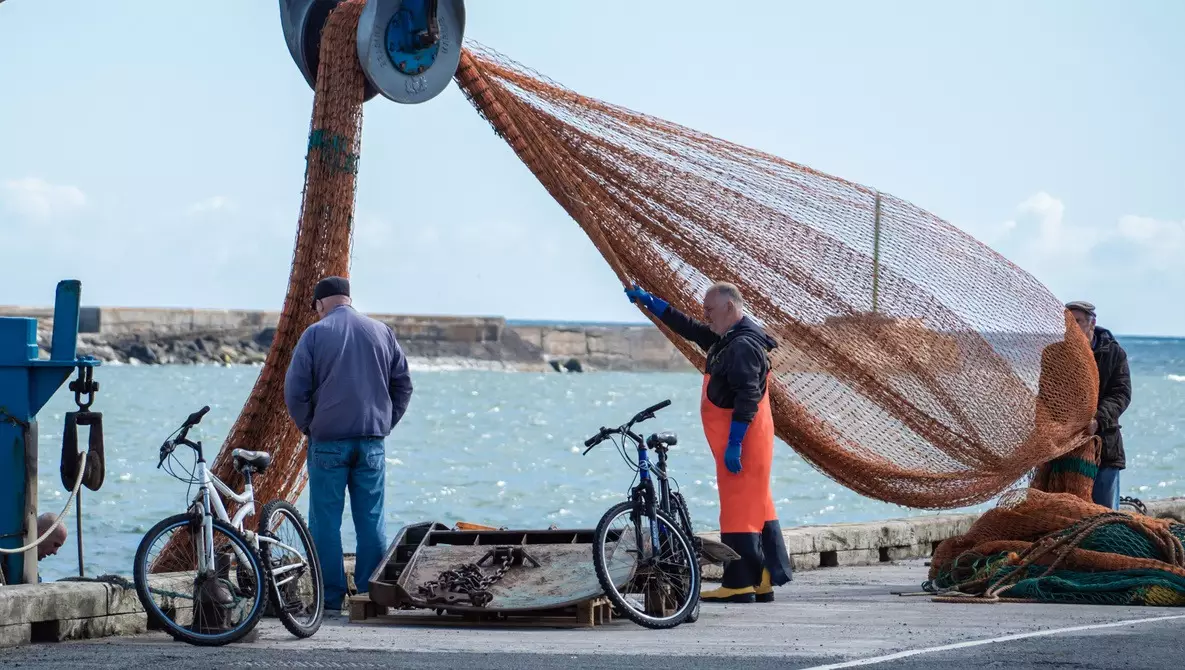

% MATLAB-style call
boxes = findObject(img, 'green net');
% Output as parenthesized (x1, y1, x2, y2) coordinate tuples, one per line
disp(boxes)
(929, 516, 1185, 606)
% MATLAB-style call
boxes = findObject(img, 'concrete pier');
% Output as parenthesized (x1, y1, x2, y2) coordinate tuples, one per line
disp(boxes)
(3, 496, 1183, 656)
(4, 559, 1185, 669)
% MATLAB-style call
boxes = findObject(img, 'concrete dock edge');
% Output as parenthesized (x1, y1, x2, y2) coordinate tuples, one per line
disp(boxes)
(3, 496, 1182, 648)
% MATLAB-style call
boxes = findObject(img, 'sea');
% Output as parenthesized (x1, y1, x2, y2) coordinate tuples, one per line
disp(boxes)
(32, 335, 1185, 582)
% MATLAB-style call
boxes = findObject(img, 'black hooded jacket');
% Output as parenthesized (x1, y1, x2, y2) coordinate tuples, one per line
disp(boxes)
(659, 307, 778, 424)
(1092, 326, 1132, 470)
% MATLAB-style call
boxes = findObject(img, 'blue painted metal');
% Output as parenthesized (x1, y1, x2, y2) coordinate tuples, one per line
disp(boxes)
(0, 280, 100, 584)
(384, 0, 440, 75)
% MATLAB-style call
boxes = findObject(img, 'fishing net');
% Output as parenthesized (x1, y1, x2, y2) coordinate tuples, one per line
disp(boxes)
(152, 0, 366, 568)
(451, 43, 1098, 509)
(926, 488, 1185, 606)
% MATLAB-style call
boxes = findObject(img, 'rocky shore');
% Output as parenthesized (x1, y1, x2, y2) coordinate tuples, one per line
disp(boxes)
(20, 307, 693, 372)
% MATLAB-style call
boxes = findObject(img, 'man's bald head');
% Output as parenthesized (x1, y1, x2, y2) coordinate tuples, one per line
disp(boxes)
(37, 513, 67, 560)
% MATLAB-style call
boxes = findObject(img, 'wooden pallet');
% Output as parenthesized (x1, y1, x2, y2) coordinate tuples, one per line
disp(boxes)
(347, 594, 616, 628)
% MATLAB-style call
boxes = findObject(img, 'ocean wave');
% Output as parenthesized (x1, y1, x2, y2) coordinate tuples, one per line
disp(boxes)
(1168, 374, 1185, 382)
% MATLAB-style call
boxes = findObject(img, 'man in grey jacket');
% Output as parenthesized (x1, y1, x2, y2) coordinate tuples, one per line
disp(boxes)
(284, 276, 413, 611)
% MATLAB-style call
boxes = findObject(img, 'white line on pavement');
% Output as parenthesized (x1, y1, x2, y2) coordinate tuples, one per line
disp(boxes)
(799, 613, 1185, 669)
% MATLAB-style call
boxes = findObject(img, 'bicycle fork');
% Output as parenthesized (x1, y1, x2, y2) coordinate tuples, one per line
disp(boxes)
(637, 454, 664, 558)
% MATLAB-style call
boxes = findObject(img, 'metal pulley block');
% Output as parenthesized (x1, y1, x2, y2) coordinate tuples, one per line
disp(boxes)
(279, 0, 466, 105)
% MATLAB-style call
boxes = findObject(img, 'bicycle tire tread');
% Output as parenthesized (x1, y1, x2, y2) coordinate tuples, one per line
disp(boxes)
(132, 513, 268, 647)
(258, 499, 324, 639)
(591, 500, 700, 630)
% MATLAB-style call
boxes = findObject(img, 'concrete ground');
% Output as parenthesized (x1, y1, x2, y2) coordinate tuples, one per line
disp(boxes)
(3, 559, 1183, 669)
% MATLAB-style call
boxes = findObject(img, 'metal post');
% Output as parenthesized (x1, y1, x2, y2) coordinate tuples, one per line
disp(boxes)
(871, 192, 883, 314)
(22, 421, 38, 585)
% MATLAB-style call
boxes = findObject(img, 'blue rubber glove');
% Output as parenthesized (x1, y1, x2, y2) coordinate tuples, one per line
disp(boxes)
(624, 285, 669, 317)
(725, 421, 748, 474)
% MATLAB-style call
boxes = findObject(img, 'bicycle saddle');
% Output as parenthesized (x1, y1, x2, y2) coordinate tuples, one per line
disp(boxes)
(646, 432, 678, 449)
(232, 449, 272, 474)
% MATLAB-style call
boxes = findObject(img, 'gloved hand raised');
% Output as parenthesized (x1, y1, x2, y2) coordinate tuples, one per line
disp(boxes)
(624, 285, 669, 317)
(725, 421, 747, 474)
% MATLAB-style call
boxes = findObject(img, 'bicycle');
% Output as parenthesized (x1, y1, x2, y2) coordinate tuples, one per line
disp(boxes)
(582, 399, 702, 629)
(131, 406, 324, 646)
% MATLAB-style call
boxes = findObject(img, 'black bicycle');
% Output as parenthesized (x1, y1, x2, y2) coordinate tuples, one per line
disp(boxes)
(583, 399, 702, 629)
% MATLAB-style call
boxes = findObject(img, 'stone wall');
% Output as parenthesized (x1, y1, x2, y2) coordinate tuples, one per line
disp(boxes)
(1, 305, 693, 371)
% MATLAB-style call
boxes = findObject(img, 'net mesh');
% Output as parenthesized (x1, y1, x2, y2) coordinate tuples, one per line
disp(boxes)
(451, 43, 1098, 509)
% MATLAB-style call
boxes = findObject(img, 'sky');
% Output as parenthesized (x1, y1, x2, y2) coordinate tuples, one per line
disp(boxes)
(1, 1, 1182, 336)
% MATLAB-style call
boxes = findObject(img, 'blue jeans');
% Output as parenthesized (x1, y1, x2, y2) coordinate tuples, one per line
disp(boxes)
(306, 437, 388, 610)
(1092, 466, 1121, 510)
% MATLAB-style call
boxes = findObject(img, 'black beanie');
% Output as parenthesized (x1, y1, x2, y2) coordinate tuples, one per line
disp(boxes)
(313, 276, 350, 308)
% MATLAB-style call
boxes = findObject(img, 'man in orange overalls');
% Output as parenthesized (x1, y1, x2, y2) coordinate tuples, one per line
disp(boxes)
(625, 282, 792, 603)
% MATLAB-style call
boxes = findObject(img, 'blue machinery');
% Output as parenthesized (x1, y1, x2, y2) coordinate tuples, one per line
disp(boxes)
(279, 0, 466, 104)
(0, 280, 102, 585)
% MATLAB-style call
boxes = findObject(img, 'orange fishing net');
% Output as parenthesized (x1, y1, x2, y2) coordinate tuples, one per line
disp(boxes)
(452, 43, 1098, 509)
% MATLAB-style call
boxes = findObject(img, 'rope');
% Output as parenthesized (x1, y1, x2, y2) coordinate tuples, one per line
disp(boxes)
(59, 574, 136, 590)
(0, 452, 85, 555)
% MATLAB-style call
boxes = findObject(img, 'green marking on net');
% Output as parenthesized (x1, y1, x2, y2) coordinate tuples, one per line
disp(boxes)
(1047, 456, 1099, 480)
(307, 128, 360, 175)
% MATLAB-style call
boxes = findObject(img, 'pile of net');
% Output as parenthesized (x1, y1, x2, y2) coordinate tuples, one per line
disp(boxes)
(925, 487, 1185, 606)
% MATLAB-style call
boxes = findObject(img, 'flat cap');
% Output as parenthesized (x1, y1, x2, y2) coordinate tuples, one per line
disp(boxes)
(1064, 300, 1096, 316)
(313, 276, 350, 308)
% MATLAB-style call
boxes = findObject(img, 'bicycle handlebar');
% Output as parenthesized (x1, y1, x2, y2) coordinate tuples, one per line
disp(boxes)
(630, 399, 671, 424)
(185, 406, 210, 428)
(158, 406, 212, 468)
(582, 399, 671, 454)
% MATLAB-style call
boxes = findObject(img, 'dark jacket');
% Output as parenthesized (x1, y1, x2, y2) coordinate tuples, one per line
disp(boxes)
(283, 305, 413, 442)
(659, 308, 777, 424)
(1092, 326, 1131, 470)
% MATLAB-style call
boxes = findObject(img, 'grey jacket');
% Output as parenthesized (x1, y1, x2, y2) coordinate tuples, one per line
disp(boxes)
(283, 305, 413, 442)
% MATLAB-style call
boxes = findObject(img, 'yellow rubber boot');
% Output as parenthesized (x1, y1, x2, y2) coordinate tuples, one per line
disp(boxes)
(700, 585, 756, 603)
(755, 568, 774, 602)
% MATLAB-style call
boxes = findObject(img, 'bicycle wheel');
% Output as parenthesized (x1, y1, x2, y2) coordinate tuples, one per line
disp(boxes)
(669, 492, 701, 623)
(258, 499, 324, 638)
(133, 513, 267, 646)
(592, 500, 700, 629)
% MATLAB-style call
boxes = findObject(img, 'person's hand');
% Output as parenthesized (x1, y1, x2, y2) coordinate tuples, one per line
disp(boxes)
(725, 421, 748, 474)
(624, 284, 669, 316)
(724, 440, 743, 474)
(1088, 418, 1098, 435)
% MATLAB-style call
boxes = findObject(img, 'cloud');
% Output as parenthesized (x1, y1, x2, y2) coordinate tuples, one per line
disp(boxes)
(1115, 214, 1185, 271)
(979, 192, 1184, 314)
(185, 195, 235, 216)
(996, 191, 1107, 265)
(0, 177, 86, 220)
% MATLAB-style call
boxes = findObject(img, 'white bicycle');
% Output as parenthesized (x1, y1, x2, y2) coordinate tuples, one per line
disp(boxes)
(132, 406, 324, 646)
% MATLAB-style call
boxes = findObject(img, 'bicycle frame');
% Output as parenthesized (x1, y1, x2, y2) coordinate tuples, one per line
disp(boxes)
(189, 455, 305, 587)
(626, 431, 684, 558)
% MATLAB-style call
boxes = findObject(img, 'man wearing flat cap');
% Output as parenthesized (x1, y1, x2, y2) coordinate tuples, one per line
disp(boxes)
(284, 276, 414, 612)
(1065, 300, 1131, 509)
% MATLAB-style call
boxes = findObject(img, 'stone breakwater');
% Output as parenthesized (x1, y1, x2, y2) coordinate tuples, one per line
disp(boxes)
(3, 306, 693, 372)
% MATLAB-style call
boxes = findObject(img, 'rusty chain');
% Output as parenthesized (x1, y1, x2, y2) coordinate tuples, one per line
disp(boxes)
(416, 556, 510, 608)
